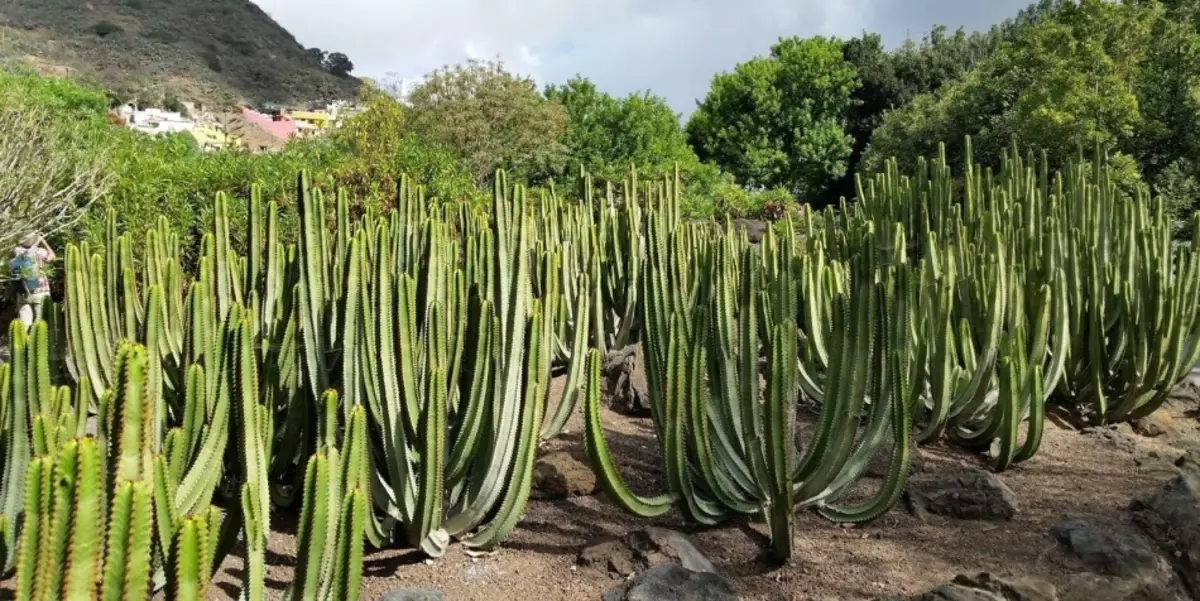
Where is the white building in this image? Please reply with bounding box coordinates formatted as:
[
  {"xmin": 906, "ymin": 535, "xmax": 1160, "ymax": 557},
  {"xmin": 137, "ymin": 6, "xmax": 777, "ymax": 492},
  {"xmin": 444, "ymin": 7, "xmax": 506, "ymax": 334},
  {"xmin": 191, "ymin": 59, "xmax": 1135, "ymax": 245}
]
[{"xmin": 117, "ymin": 104, "xmax": 197, "ymax": 135}]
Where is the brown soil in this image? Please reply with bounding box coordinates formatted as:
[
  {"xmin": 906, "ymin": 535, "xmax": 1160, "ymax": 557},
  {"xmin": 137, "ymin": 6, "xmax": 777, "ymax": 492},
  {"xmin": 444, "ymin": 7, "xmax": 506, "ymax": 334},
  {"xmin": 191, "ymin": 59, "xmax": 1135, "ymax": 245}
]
[{"xmin": 203, "ymin": 376, "xmax": 1200, "ymax": 601}]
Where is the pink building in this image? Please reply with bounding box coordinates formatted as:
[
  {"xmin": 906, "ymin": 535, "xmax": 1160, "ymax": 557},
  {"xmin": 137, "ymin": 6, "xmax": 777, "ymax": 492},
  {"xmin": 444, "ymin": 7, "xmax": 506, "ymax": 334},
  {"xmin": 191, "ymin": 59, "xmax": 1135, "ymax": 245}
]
[{"xmin": 240, "ymin": 106, "xmax": 296, "ymax": 142}]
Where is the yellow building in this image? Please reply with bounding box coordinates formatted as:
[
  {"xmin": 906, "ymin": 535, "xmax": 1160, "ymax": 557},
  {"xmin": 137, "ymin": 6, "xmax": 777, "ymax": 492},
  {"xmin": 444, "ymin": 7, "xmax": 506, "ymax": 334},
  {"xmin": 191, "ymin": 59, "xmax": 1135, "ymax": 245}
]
[
  {"xmin": 285, "ymin": 110, "xmax": 333, "ymax": 129},
  {"xmin": 190, "ymin": 126, "xmax": 241, "ymax": 152}
]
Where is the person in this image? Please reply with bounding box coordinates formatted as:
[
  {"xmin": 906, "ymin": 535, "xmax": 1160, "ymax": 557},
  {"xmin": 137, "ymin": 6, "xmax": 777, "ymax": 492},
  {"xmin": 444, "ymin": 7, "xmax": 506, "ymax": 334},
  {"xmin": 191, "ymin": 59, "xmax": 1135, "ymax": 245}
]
[{"xmin": 10, "ymin": 232, "xmax": 56, "ymax": 330}]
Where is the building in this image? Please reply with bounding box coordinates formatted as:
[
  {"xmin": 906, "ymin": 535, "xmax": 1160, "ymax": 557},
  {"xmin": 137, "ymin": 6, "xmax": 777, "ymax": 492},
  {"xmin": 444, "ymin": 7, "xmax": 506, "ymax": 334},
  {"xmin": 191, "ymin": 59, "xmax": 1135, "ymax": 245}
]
[
  {"xmin": 189, "ymin": 126, "xmax": 240, "ymax": 152},
  {"xmin": 117, "ymin": 104, "xmax": 196, "ymax": 135}
]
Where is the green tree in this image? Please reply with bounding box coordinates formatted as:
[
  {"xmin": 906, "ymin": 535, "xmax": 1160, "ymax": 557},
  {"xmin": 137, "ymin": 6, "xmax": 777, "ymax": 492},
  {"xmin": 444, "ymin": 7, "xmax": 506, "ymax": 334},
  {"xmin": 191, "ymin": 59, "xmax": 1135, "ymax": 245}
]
[
  {"xmin": 1136, "ymin": 0, "xmax": 1200, "ymax": 218},
  {"xmin": 862, "ymin": 0, "xmax": 1158, "ymax": 180},
  {"xmin": 545, "ymin": 75, "xmax": 699, "ymax": 182},
  {"xmin": 686, "ymin": 36, "xmax": 859, "ymax": 202},
  {"xmin": 405, "ymin": 58, "xmax": 568, "ymax": 185},
  {"xmin": 323, "ymin": 52, "xmax": 354, "ymax": 77}
]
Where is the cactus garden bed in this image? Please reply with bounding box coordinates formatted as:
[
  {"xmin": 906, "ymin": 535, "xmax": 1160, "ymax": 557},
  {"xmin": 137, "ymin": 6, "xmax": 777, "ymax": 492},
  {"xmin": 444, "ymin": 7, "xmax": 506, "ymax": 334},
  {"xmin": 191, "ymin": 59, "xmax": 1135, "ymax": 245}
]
[{"xmin": 197, "ymin": 376, "xmax": 1200, "ymax": 601}]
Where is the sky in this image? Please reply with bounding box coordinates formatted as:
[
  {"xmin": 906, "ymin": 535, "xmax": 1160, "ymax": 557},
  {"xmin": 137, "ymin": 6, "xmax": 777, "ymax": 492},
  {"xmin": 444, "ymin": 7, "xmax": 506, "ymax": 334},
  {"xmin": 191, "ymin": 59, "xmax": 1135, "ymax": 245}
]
[{"xmin": 254, "ymin": 0, "xmax": 1033, "ymax": 117}]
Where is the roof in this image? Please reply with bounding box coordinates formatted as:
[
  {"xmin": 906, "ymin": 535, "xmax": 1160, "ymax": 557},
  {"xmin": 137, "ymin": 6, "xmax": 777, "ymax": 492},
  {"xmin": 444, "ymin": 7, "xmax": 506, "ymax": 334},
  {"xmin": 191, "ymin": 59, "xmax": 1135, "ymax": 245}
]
[
  {"xmin": 288, "ymin": 110, "xmax": 331, "ymax": 122},
  {"xmin": 241, "ymin": 107, "xmax": 296, "ymax": 140}
]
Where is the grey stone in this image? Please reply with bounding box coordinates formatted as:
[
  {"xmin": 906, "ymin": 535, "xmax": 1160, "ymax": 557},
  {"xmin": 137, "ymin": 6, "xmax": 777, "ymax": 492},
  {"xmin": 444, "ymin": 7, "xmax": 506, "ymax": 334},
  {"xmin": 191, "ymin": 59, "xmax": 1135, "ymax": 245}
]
[
  {"xmin": 907, "ymin": 469, "xmax": 1018, "ymax": 521},
  {"xmin": 1082, "ymin": 424, "xmax": 1139, "ymax": 453},
  {"xmin": 602, "ymin": 564, "xmax": 737, "ymax": 601},
  {"xmin": 377, "ymin": 589, "xmax": 445, "ymax": 601},
  {"xmin": 605, "ymin": 346, "xmax": 651, "ymax": 417},
  {"xmin": 1175, "ymin": 451, "xmax": 1199, "ymax": 474},
  {"xmin": 867, "ymin": 438, "xmax": 925, "ymax": 479},
  {"xmin": 731, "ymin": 218, "xmax": 768, "ymax": 245},
  {"xmin": 579, "ymin": 527, "xmax": 715, "ymax": 578},
  {"xmin": 532, "ymin": 451, "xmax": 596, "ymax": 500},
  {"xmin": 1049, "ymin": 520, "xmax": 1169, "ymax": 583},
  {"xmin": 1131, "ymin": 414, "xmax": 1174, "ymax": 438},
  {"xmin": 1060, "ymin": 573, "xmax": 1183, "ymax": 601},
  {"xmin": 1131, "ymin": 470, "xmax": 1200, "ymax": 598},
  {"xmin": 875, "ymin": 573, "xmax": 1056, "ymax": 601}
]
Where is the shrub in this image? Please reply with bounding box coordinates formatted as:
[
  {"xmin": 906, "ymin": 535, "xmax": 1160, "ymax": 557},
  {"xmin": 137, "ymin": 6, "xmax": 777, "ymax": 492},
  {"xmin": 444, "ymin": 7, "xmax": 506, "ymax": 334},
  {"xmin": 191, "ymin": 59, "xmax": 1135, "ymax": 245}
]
[{"xmin": 91, "ymin": 21, "xmax": 124, "ymax": 38}]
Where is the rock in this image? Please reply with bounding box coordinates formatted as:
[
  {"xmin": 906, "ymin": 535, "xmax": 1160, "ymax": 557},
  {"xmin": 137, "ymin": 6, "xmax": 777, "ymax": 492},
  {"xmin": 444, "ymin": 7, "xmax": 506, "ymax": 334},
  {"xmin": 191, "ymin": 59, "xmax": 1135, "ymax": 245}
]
[
  {"xmin": 1082, "ymin": 424, "xmax": 1139, "ymax": 453},
  {"xmin": 1131, "ymin": 470, "xmax": 1200, "ymax": 598},
  {"xmin": 1049, "ymin": 520, "xmax": 1172, "ymax": 585},
  {"xmin": 532, "ymin": 451, "xmax": 596, "ymax": 500},
  {"xmin": 377, "ymin": 589, "xmax": 445, "ymax": 601},
  {"xmin": 604, "ymin": 346, "xmax": 651, "ymax": 418},
  {"xmin": 578, "ymin": 527, "xmax": 715, "ymax": 578},
  {"xmin": 1131, "ymin": 414, "xmax": 1174, "ymax": 438},
  {"xmin": 867, "ymin": 439, "xmax": 925, "ymax": 478},
  {"xmin": 731, "ymin": 218, "xmax": 768, "ymax": 245},
  {"xmin": 1166, "ymin": 379, "xmax": 1200, "ymax": 409},
  {"xmin": 1175, "ymin": 451, "xmax": 1200, "ymax": 474},
  {"xmin": 875, "ymin": 573, "xmax": 1056, "ymax": 601},
  {"xmin": 601, "ymin": 564, "xmax": 738, "ymax": 601},
  {"xmin": 906, "ymin": 469, "xmax": 1018, "ymax": 521},
  {"xmin": 1060, "ymin": 573, "xmax": 1182, "ymax": 601}
]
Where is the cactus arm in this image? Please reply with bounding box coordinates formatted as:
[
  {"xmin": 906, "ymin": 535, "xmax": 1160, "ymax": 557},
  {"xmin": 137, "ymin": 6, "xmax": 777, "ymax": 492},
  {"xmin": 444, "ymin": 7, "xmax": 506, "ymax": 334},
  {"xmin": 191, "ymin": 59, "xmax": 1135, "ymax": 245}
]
[{"xmin": 582, "ymin": 349, "xmax": 675, "ymax": 516}]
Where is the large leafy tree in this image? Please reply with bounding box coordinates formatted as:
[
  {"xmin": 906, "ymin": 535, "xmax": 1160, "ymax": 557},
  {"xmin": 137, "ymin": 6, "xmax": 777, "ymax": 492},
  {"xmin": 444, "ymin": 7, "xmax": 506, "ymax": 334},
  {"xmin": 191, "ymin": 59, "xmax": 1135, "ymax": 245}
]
[
  {"xmin": 862, "ymin": 0, "xmax": 1158, "ymax": 181},
  {"xmin": 685, "ymin": 36, "xmax": 859, "ymax": 201},
  {"xmin": 404, "ymin": 59, "xmax": 568, "ymax": 185},
  {"xmin": 1136, "ymin": 0, "xmax": 1200, "ymax": 220},
  {"xmin": 545, "ymin": 76, "xmax": 700, "ymax": 183}
]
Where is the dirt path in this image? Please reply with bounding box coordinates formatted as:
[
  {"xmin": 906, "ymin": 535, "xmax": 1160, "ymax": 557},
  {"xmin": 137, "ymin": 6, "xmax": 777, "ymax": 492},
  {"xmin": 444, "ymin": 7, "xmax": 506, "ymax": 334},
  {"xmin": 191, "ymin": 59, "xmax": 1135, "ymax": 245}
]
[{"xmin": 203, "ymin": 378, "xmax": 1200, "ymax": 601}]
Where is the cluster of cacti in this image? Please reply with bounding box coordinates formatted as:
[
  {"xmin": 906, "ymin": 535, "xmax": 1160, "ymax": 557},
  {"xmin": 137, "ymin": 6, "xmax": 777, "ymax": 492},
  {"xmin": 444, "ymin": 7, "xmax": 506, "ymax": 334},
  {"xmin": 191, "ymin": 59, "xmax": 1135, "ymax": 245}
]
[
  {"xmin": 1, "ymin": 133, "xmax": 1192, "ymax": 584},
  {"xmin": 584, "ymin": 181, "xmax": 924, "ymax": 560},
  {"xmin": 12, "ymin": 341, "xmax": 224, "ymax": 601}
]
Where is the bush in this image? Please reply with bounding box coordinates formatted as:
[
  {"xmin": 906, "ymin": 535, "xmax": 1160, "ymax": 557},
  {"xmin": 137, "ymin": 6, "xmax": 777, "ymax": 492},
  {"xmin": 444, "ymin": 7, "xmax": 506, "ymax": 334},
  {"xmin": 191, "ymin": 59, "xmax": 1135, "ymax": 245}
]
[
  {"xmin": 91, "ymin": 21, "xmax": 124, "ymax": 37},
  {"xmin": 141, "ymin": 28, "xmax": 179, "ymax": 45}
]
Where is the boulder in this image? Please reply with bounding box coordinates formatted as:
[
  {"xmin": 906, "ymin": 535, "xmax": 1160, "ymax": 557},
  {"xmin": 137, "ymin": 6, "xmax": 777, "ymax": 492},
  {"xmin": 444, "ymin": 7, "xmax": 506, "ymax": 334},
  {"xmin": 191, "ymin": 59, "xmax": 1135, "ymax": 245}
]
[
  {"xmin": 532, "ymin": 451, "xmax": 596, "ymax": 500},
  {"xmin": 731, "ymin": 218, "xmax": 768, "ymax": 245},
  {"xmin": 377, "ymin": 589, "xmax": 445, "ymax": 601},
  {"xmin": 1131, "ymin": 414, "xmax": 1174, "ymax": 438},
  {"xmin": 578, "ymin": 527, "xmax": 715, "ymax": 578},
  {"xmin": 1081, "ymin": 424, "xmax": 1139, "ymax": 454},
  {"xmin": 1175, "ymin": 451, "xmax": 1199, "ymax": 474},
  {"xmin": 867, "ymin": 439, "xmax": 925, "ymax": 479},
  {"xmin": 907, "ymin": 469, "xmax": 1018, "ymax": 521},
  {"xmin": 1060, "ymin": 573, "xmax": 1183, "ymax": 601},
  {"xmin": 1049, "ymin": 520, "xmax": 1172, "ymax": 584},
  {"xmin": 875, "ymin": 573, "xmax": 1056, "ymax": 601},
  {"xmin": 602, "ymin": 564, "xmax": 738, "ymax": 601},
  {"xmin": 604, "ymin": 346, "xmax": 651, "ymax": 418},
  {"xmin": 1131, "ymin": 470, "xmax": 1200, "ymax": 598}
]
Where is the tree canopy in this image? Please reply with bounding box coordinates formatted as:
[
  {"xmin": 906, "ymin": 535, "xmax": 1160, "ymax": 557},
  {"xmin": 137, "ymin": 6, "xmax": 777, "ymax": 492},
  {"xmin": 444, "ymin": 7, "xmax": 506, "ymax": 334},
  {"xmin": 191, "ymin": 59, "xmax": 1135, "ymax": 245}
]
[
  {"xmin": 545, "ymin": 76, "xmax": 701, "ymax": 183},
  {"xmin": 685, "ymin": 36, "xmax": 859, "ymax": 201},
  {"xmin": 404, "ymin": 59, "xmax": 568, "ymax": 185}
]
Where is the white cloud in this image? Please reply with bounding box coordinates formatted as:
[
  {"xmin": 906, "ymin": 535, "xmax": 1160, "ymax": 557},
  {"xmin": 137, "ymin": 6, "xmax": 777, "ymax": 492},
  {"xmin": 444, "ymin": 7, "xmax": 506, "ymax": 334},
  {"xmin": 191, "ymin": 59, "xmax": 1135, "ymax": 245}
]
[{"xmin": 254, "ymin": 0, "xmax": 1032, "ymax": 116}]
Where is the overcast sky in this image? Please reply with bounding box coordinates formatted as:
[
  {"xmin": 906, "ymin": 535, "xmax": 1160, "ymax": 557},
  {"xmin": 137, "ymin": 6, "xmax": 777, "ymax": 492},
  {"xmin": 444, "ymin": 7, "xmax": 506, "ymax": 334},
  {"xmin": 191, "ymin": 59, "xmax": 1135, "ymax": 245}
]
[{"xmin": 254, "ymin": 0, "xmax": 1032, "ymax": 117}]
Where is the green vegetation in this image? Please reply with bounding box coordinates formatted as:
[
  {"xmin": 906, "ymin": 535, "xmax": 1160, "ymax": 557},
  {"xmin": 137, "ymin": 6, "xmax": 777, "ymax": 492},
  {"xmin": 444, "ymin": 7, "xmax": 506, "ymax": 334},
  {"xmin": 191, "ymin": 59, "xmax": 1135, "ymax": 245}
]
[{"xmin": 0, "ymin": 1, "xmax": 1198, "ymax": 594}]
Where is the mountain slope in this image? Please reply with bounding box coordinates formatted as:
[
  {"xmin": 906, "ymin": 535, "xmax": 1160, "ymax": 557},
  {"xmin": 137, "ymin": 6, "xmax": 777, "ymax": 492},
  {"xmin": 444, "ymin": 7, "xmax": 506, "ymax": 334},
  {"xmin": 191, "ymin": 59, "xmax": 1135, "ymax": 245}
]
[{"xmin": 0, "ymin": 0, "xmax": 360, "ymax": 107}]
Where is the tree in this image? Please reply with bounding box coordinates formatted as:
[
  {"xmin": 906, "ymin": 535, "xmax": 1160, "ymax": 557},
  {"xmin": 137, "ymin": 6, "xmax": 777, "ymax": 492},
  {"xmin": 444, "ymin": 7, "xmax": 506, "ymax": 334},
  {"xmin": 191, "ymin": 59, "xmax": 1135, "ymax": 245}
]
[
  {"xmin": 685, "ymin": 36, "xmax": 859, "ymax": 202},
  {"xmin": 545, "ymin": 76, "xmax": 700, "ymax": 183},
  {"xmin": 1136, "ymin": 0, "xmax": 1200, "ymax": 216},
  {"xmin": 862, "ymin": 0, "xmax": 1158, "ymax": 180},
  {"xmin": 404, "ymin": 58, "xmax": 568, "ymax": 184},
  {"xmin": 323, "ymin": 52, "xmax": 354, "ymax": 77},
  {"xmin": 307, "ymin": 47, "xmax": 328, "ymax": 64}
]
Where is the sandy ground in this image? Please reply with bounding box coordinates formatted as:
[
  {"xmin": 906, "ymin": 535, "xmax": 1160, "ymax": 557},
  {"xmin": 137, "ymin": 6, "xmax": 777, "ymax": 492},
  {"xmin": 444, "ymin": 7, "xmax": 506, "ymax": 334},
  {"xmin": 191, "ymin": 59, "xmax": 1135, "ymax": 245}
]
[{"xmin": 202, "ymin": 376, "xmax": 1200, "ymax": 601}]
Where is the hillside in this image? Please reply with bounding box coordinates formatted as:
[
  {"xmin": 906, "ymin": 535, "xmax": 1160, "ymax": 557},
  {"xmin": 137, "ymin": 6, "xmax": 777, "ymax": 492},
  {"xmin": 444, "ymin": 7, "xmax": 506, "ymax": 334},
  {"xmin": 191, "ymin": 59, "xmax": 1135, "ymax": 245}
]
[{"xmin": 0, "ymin": 0, "xmax": 361, "ymax": 107}]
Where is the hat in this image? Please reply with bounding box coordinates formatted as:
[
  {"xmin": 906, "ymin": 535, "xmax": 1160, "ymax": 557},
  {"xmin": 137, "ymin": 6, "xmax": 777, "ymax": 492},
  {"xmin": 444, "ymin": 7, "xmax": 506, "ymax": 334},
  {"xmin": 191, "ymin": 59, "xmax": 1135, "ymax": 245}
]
[{"xmin": 20, "ymin": 232, "xmax": 39, "ymax": 248}]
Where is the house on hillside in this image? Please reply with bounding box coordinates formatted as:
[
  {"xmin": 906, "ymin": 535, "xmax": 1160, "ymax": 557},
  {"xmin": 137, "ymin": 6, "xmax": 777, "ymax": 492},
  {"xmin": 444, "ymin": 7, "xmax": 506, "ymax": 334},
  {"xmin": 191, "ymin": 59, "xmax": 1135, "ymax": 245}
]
[
  {"xmin": 240, "ymin": 106, "xmax": 296, "ymax": 147},
  {"xmin": 285, "ymin": 109, "xmax": 332, "ymax": 130},
  {"xmin": 118, "ymin": 104, "xmax": 196, "ymax": 135},
  {"xmin": 189, "ymin": 125, "xmax": 240, "ymax": 152}
]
